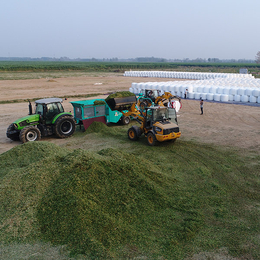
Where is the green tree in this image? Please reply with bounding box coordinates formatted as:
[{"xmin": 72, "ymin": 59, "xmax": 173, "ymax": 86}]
[{"xmin": 255, "ymin": 51, "xmax": 260, "ymax": 63}]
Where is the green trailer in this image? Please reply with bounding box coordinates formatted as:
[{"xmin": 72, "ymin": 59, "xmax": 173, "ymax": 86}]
[{"xmin": 70, "ymin": 98, "xmax": 134, "ymax": 130}]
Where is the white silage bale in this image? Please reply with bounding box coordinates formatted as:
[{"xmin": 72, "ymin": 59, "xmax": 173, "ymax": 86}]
[
  {"xmin": 237, "ymin": 88, "xmax": 245, "ymax": 95},
  {"xmin": 203, "ymin": 86, "xmax": 210, "ymax": 93},
  {"xmin": 201, "ymin": 93, "xmax": 207, "ymax": 100},
  {"xmin": 252, "ymin": 89, "xmax": 260, "ymax": 97},
  {"xmin": 210, "ymin": 87, "xmax": 217, "ymax": 94},
  {"xmin": 241, "ymin": 95, "xmax": 249, "ymax": 102},
  {"xmin": 223, "ymin": 88, "xmax": 230, "ymax": 95},
  {"xmin": 129, "ymin": 87, "xmax": 134, "ymax": 93},
  {"xmin": 206, "ymin": 93, "xmax": 214, "ymax": 101},
  {"xmin": 258, "ymin": 96, "xmax": 260, "ymax": 103},
  {"xmin": 188, "ymin": 92, "xmax": 195, "ymax": 99},
  {"xmin": 228, "ymin": 95, "xmax": 234, "ymax": 101},
  {"xmin": 214, "ymin": 94, "xmax": 221, "ymax": 101},
  {"xmin": 229, "ymin": 88, "xmax": 237, "ymax": 95},
  {"xmin": 245, "ymin": 89, "xmax": 252, "ymax": 96},
  {"xmin": 187, "ymin": 85, "xmax": 194, "ymax": 93},
  {"xmin": 234, "ymin": 95, "xmax": 241, "ymax": 102},
  {"xmin": 221, "ymin": 94, "xmax": 229, "ymax": 102},
  {"xmin": 195, "ymin": 93, "xmax": 201, "ymax": 99},
  {"xmin": 249, "ymin": 96, "xmax": 257, "ymax": 103},
  {"xmin": 217, "ymin": 87, "xmax": 224, "ymax": 94},
  {"xmin": 197, "ymin": 86, "xmax": 203, "ymax": 93}
]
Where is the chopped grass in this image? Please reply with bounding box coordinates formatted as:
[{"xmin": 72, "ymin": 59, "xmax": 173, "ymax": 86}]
[
  {"xmin": 105, "ymin": 91, "xmax": 135, "ymax": 101},
  {"xmin": 0, "ymin": 129, "xmax": 259, "ymax": 259}
]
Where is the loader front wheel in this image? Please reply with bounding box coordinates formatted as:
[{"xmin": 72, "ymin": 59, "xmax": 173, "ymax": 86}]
[
  {"xmin": 19, "ymin": 126, "xmax": 41, "ymax": 143},
  {"xmin": 147, "ymin": 132, "xmax": 157, "ymax": 146},
  {"xmin": 128, "ymin": 126, "xmax": 140, "ymax": 141}
]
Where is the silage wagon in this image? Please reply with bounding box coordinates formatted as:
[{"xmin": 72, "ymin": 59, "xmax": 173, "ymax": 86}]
[{"xmin": 70, "ymin": 96, "xmax": 137, "ymax": 130}]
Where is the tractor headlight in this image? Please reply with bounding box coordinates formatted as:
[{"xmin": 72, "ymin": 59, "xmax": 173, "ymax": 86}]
[{"xmin": 13, "ymin": 123, "xmax": 18, "ymax": 129}]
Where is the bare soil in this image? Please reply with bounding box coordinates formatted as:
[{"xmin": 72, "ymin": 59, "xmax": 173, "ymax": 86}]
[{"xmin": 0, "ymin": 74, "xmax": 259, "ymax": 155}]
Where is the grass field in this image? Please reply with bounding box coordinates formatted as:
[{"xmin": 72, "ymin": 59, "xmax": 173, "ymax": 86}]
[
  {"xmin": 0, "ymin": 122, "xmax": 259, "ymax": 259},
  {"xmin": 0, "ymin": 61, "xmax": 259, "ymax": 79}
]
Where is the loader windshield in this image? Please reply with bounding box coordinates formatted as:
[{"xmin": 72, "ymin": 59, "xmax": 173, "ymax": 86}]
[{"xmin": 153, "ymin": 108, "xmax": 169, "ymax": 121}]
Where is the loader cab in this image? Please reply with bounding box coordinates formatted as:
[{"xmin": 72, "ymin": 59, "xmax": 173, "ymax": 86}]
[{"xmin": 35, "ymin": 98, "xmax": 64, "ymax": 124}]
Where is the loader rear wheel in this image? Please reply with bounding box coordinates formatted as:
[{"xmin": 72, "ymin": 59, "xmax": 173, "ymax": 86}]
[
  {"xmin": 54, "ymin": 115, "xmax": 76, "ymax": 138},
  {"xmin": 147, "ymin": 132, "xmax": 157, "ymax": 146},
  {"xmin": 128, "ymin": 126, "xmax": 140, "ymax": 141},
  {"xmin": 19, "ymin": 126, "xmax": 41, "ymax": 143}
]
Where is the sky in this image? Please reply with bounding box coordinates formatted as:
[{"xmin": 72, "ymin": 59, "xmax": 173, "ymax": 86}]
[{"xmin": 1, "ymin": 0, "xmax": 259, "ymax": 60}]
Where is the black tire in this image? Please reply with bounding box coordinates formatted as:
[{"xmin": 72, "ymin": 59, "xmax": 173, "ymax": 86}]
[
  {"xmin": 121, "ymin": 116, "xmax": 130, "ymax": 125},
  {"xmin": 6, "ymin": 123, "xmax": 20, "ymax": 141},
  {"xmin": 147, "ymin": 132, "xmax": 157, "ymax": 146},
  {"xmin": 54, "ymin": 115, "xmax": 76, "ymax": 138},
  {"xmin": 19, "ymin": 126, "xmax": 41, "ymax": 143},
  {"xmin": 128, "ymin": 126, "xmax": 141, "ymax": 141}
]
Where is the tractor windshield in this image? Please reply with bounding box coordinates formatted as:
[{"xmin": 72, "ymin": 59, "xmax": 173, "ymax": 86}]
[
  {"xmin": 168, "ymin": 108, "xmax": 178, "ymax": 125},
  {"xmin": 35, "ymin": 104, "xmax": 44, "ymax": 115}
]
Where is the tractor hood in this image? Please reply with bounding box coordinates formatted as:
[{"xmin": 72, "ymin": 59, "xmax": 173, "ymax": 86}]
[{"xmin": 13, "ymin": 114, "xmax": 40, "ymax": 130}]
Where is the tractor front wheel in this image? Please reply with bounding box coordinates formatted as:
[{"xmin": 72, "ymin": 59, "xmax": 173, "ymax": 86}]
[
  {"xmin": 19, "ymin": 126, "xmax": 41, "ymax": 143},
  {"xmin": 6, "ymin": 123, "xmax": 20, "ymax": 141},
  {"xmin": 54, "ymin": 116, "xmax": 76, "ymax": 138},
  {"xmin": 147, "ymin": 132, "xmax": 157, "ymax": 146}
]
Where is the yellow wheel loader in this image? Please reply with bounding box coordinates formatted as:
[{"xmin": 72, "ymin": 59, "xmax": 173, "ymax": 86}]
[{"xmin": 127, "ymin": 106, "xmax": 181, "ymax": 146}]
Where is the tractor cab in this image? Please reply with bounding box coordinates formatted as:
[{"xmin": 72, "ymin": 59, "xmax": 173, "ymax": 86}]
[{"xmin": 34, "ymin": 98, "xmax": 64, "ymax": 124}]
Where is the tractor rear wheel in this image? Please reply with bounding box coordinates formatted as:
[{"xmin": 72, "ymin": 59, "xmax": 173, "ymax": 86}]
[
  {"xmin": 19, "ymin": 126, "xmax": 41, "ymax": 143},
  {"xmin": 147, "ymin": 132, "xmax": 157, "ymax": 146},
  {"xmin": 128, "ymin": 126, "xmax": 141, "ymax": 141},
  {"xmin": 54, "ymin": 115, "xmax": 76, "ymax": 138}
]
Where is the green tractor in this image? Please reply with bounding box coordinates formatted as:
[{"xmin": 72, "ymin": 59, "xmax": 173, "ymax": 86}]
[{"xmin": 6, "ymin": 98, "xmax": 76, "ymax": 143}]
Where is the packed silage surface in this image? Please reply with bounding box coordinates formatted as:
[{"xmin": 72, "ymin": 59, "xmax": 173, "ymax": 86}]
[{"xmin": 0, "ymin": 124, "xmax": 260, "ymax": 259}]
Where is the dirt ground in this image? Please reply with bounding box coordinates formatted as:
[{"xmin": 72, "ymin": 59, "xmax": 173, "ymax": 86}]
[{"xmin": 0, "ymin": 74, "xmax": 259, "ymax": 155}]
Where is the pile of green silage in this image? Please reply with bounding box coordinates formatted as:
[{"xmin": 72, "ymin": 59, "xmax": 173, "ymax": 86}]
[
  {"xmin": 0, "ymin": 136, "xmax": 260, "ymax": 259},
  {"xmin": 105, "ymin": 91, "xmax": 135, "ymax": 101}
]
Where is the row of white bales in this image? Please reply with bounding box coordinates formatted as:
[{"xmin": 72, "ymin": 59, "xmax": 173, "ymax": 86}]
[{"xmin": 125, "ymin": 71, "xmax": 260, "ymax": 103}]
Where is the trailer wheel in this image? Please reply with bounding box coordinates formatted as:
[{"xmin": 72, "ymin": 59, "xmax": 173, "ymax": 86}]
[
  {"xmin": 147, "ymin": 132, "xmax": 157, "ymax": 146},
  {"xmin": 128, "ymin": 126, "xmax": 141, "ymax": 141},
  {"xmin": 121, "ymin": 116, "xmax": 130, "ymax": 125},
  {"xmin": 19, "ymin": 126, "xmax": 41, "ymax": 143},
  {"xmin": 54, "ymin": 115, "xmax": 76, "ymax": 138}
]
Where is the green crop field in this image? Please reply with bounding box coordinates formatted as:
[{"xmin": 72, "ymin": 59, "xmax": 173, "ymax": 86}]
[
  {"xmin": 0, "ymin": 122, "xmax": 259, "ymax": 259},
  {"xmin": 0, "ymin": 61, "xmax": 259, "ymax": 79}
]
